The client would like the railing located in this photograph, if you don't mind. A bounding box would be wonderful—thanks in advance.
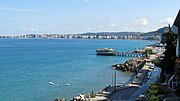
[116,52,145,57]
[168,74,180,91]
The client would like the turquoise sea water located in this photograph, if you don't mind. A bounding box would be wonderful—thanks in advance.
[0,39,155,101]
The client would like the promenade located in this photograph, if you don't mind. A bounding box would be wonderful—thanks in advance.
[107,66,161,101]
[98,44,164,101]
[106,66,161,101]
[107,52,162,100]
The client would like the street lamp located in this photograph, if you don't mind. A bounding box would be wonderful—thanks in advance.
[111,59,118,92]
[114,70,117,91]
[48,81,70,100]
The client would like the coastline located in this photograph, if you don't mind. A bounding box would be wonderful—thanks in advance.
[100,43,164,100]
[0,39,156,101]
[72,56,144,100]
[71,42,164,101]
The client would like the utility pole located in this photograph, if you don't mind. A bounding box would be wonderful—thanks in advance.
[112,69,114,87]
[114,70,116,92]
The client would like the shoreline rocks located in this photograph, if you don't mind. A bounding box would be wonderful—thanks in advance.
[112,58,145,72]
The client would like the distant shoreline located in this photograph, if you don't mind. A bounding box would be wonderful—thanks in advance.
[0,37,159,42]
[0,26,167,41]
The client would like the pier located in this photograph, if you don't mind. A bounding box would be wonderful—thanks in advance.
[116,52,145,57]
[96,48,145,57]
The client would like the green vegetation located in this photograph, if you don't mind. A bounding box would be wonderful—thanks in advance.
[146,25,179,100]
[160,25,177,82]
[154,58,161,67]
[146,95,160,101]
[146,82,162,101]
[144,49,154,57]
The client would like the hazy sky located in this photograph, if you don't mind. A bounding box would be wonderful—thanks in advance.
[0,0,179,35]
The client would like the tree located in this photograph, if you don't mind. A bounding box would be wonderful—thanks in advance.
[144,49,153,57]
[154,58,161,67]
[160,25,177,82]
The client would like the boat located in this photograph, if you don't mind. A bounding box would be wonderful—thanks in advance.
[96,48,116,56]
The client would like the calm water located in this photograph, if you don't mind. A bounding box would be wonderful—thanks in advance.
[0,39,155,101]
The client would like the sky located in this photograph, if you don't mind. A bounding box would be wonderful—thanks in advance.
[0,0,179,35]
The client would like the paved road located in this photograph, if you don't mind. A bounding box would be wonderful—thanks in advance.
[127,67,161,100]
[108,67,161,101]
[108,86,139,101]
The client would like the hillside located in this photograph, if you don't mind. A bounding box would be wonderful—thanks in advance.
[81,27,167,37]
[142,26,168,36]
[81,32,143,36]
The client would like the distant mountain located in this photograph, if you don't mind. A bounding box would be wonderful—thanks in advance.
[142,26,168,36]
[81,32,143,36]
[81,27,168,37]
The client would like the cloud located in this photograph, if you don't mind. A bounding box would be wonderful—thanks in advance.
[21,28,37,32]
[135,18,148,26]
[30,28,35,31]
[125,27,133,31]
[84,0,91,3]
[85,27,91,31]
[0,7,41,12]
[160,17,174,25]
[109,23,116,28]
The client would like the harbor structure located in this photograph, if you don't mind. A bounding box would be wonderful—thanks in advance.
[96,48,145,57]
[96,48,116,56]
[116,52,144,57]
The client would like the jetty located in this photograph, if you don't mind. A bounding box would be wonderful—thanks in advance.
[116,52,144,57]
[96,48,145,57]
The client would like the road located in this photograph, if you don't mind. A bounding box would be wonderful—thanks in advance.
[108,86,139,101]
[108,67,161,101]
[128,67,161,100]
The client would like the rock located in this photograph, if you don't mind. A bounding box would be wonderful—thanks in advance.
[112,58,145,72]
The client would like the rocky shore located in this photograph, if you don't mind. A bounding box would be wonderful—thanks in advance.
[112,58,145,72]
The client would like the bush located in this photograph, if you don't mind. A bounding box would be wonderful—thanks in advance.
[146,95,160,101]
[146,83,161,101]
[154,58,161,67]
[144,49,154,57]
[147,85,159,95]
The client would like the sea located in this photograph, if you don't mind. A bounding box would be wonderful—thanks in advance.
[0,39,155,101]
